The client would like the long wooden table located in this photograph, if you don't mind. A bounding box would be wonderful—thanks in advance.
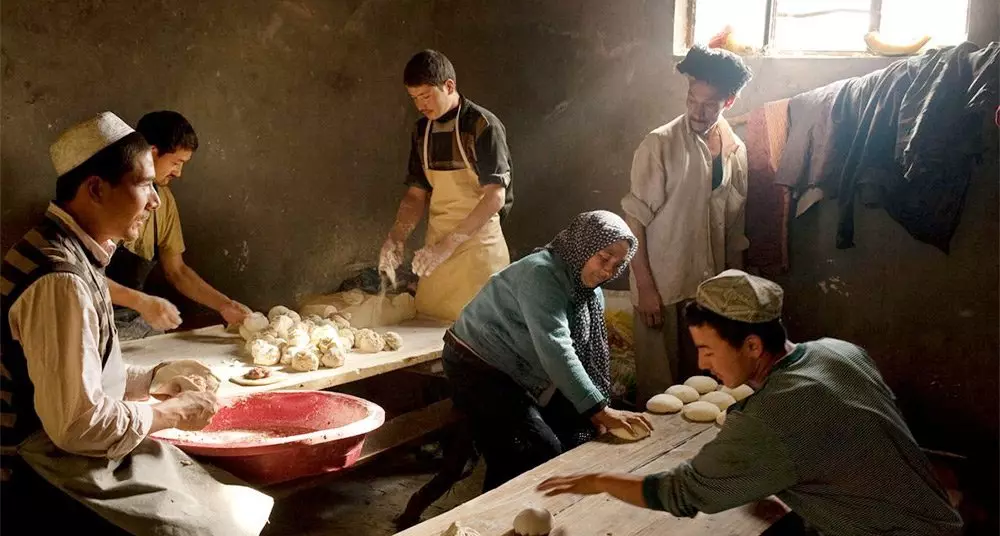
[397,413,783,536]
[120,319,449,396]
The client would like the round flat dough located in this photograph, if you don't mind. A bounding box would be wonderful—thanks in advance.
[684,375,719,394]
[731,384,755,401]
[646,393,683,414]
[609,425,650,441]
[683,401,721,422]
[230,370,286,386]
[665,385,700,404]
[699,391,737,411]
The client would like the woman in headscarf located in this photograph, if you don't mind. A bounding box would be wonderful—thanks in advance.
[443,210,653,491]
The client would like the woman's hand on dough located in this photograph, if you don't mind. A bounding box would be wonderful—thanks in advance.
[591,407,653,436]
[379,237,404,274]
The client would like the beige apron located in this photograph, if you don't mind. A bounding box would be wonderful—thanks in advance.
[19,432,273,535]
[414,104,510,321]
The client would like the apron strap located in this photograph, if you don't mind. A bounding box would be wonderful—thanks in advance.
[422,100,473,174]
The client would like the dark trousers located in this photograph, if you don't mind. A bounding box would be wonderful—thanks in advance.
[441,338,593,492]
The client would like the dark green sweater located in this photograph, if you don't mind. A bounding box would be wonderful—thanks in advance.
[643,339,962,535]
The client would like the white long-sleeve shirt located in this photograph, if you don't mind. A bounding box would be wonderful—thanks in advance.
[7,203,156,460]
[622,115,749,307]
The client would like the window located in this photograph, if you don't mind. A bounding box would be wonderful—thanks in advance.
[677,0,971,56]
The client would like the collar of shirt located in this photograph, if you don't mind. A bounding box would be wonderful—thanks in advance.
[433,94,466,125]
[46,202,116,266]
[683,115,741,158]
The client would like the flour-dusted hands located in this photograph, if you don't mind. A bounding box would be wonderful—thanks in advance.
[219,300,251,326]
[149,359,220,400]
[154,390,220,431]
[412,234,465,277]
[137,294,182,331]
[378,237,405,276]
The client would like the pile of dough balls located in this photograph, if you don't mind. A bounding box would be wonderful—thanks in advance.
[645,375,754,426]
[237,305,406,372]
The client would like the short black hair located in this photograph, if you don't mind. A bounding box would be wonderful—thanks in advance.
[403,49,456,88]
[677,45,753,97]
[55,132,151,203]
[136,111,198,155]
[683,301,787,355]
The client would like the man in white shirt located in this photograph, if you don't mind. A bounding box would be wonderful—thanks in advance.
[622,45,753,405]
[0,112,272,534]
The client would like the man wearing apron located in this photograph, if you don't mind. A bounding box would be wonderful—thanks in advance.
[106,111,251,340]
[0,112,272,534]
[379,49,512,321]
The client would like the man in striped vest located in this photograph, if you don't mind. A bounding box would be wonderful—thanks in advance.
[1,112,272,534]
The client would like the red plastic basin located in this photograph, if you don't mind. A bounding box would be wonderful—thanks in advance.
[151,390,385,485]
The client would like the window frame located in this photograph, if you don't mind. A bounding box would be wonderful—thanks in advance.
[678,0,972,57]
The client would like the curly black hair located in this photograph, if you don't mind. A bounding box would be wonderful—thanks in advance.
[676,45,753,97]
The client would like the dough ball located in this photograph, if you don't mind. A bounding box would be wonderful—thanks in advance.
[609,425,650,441]
[682,401,721,423]
[239,324,255,341]
[646,393,683,414]
[354,329,385,353]
[270,315,295,338]
[267,306,293,321]
[243,312,269,333]
[684,375,719,394]
[290,347,320,372]
[299,304,338,319]
[665,385,700,404]
[281,344,306,366]
[513,507,552,536]
[338,328,356,348]
[310,324,340,344]
[731,384,755,402]
[700,391,736,411]
[286,326,311,348]
[318,343,347,369]
[716,410,727,426]
[330,314,352,329]
[249,339,281,366]
[383,331,403,351]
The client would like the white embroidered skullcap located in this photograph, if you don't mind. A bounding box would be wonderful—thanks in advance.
[50,112,135,176]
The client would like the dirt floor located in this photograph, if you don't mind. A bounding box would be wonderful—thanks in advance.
[264,442,484,536]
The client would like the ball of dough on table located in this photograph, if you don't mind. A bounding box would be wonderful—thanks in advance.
[338,327,356,348]
[318,342,347,369]
[244,312,269,332]
[281,344,307,366]
[354,329,385,353]
[610,424,650,441]
[699,391,737,411]
[330,314,352,329]
[730,384,754,401]
[383,331,403,351]
[286,326,311,348]
[665,385,700,404]
[267,306,293,321]
[513,507,553,536]
[646,393,684,414]
[270,315,294,338]
[684,375,718,394]
[290,347,320,372]
[249,338,281,366]
[682,401,721,422]
[309,324,340,344]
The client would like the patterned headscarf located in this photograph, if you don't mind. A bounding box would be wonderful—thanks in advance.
[544,211,637,402]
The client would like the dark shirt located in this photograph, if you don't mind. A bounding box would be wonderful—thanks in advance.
[405,96,513,221]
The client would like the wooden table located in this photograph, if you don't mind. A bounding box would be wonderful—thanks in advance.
[397,413,782,536]
[120,318,450,396]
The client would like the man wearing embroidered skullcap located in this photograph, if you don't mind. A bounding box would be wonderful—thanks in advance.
[0,112,272,534]
[539,270,962,535]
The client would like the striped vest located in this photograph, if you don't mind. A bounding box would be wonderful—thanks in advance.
[0,209,116,481]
